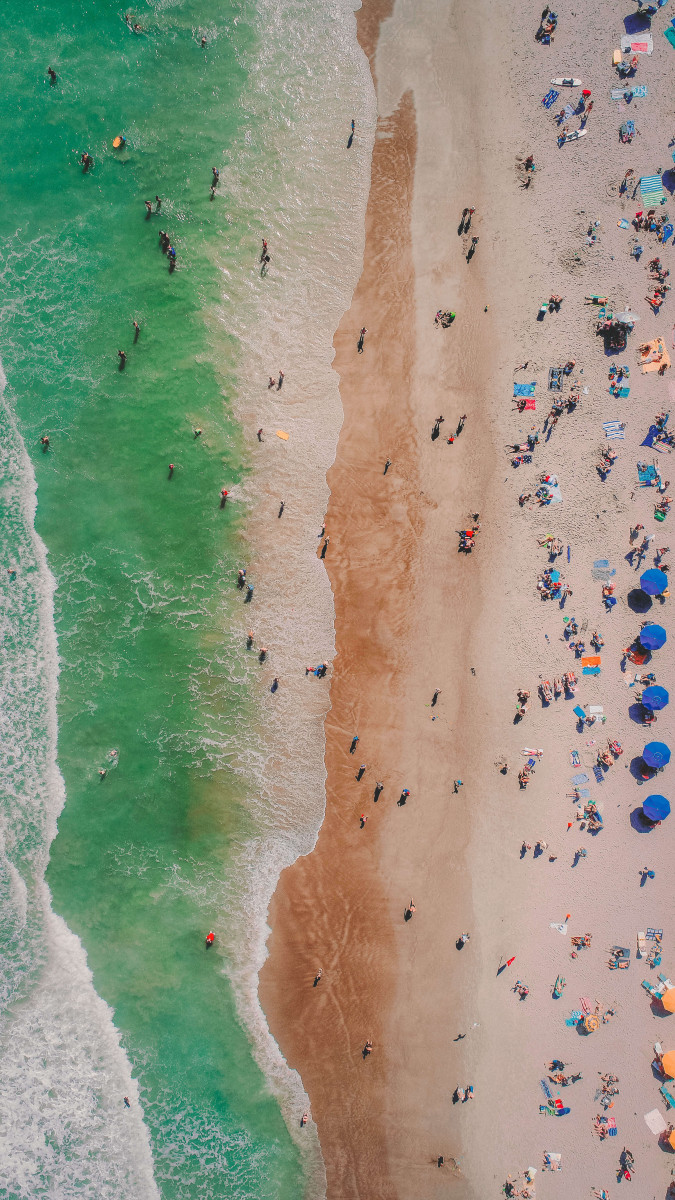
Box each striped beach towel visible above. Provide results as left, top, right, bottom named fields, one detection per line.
left=603, top=420, right=625, bottom=438
left=580, top=997, right=592, bottom=1013
left=641, top=174, right=666, bottom=205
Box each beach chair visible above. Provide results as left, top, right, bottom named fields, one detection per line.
left=643, top=978, right=660, bottom=996
left=661, top=1083, right=675, bottom=1108
left=638, top=932, right=647, bottom=957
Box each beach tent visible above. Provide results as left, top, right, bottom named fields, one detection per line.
left=639, top=624, right=667, bottom=649
left=642, top=685, right=669, bottom=710
left=662, top=1051, right=675, bottom=1078
left=663, top=989, right=675, bottom=1013
left=640, top=568, right=669, bottom=595
left=643, top=794, right=671, bottom=821
left=640, top=175, right=667, bottom=206
left=643, top=742, right=671, bottom=768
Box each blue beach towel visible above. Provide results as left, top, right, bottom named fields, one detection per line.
left=571, top=772, right=589, bottom=785
left=583, top=666, right=601, bottom=675
left=638, top=463, right=658, bottom=482
left=514, top=382, right=536, bottom=397
left=642, top=424, right=661, bottom=447
left=662, top=223, right=674, bottom=243
left=632, top=83, right=649, bottom=97
left=542, top=88, right=559, bottom=108
left=665, top=25, right=675, bottom=46
left=593, top=764, right=604, bottom=783
left=603, top=420, right=625, bottom=438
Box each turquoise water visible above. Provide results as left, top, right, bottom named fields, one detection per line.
left=0, top=0, right=373, bottom=1195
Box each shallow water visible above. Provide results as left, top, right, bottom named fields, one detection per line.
left=0, top=0, right=374, bottom=1195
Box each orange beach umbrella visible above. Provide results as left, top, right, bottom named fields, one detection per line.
left=662, top=1050, right=675, bottom=1078
left=662, top=989, right=675, bottom=1013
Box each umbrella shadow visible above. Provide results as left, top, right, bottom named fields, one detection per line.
left=623, top=11, right=651, bottom=32
left=628, top=588, right=653, bottom=613
left=629, top=702, right=647, bottom=724
left=629, top=755, right=652, bottom=783
left=630, top=804, right=653, bottom=831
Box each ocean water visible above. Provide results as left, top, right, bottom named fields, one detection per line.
left=0, top=1, right=374, bottom=1198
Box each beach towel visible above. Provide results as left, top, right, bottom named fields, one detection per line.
left=608, top=1117, right=617, bottom=1135
left=514, top=382, right=536, bottom=397
left=642, top=424, right=662, bottom=447
left=581, top=656, right=601, bottom=667
left=547, top=481, right=563, bottom=503
left=631, top=83, right=649, bottom=97
left=275, top=430, right=289, bottom=440
left=524, top=396, right=536, bottom=410
left=663, top=223, right=674, bottom=244
left=646, top=928, right=663, bottom=939
left=641, top=175, right=666, bottom=206
left=580, top=996, right=592, bottom=1013
left=593, top=764, right=605, bottom=782
left=665, top=25, right=675, bottom=46
left=583, top=666, right=601, bottom=675
left=573, top=706, right=587, bottom=721
left=540, top=1079, right=553, bottom=1100
left=621, top=34, right=653, bottom=52
left=603, top=420, right=626, bottom=437
left=542, top=88, right=559, bottom=108
left=644, top=1108, right=668, bottom=1135
left=638, top=463, right=658, bottom=482
left=641, top=337, right=670, bottom=373
left=578, top=788, right=590, bottom=797
left=571, top=773, right=589, bottom=785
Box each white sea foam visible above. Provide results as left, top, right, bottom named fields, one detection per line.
left=192, top=0, right=377, bottom=1190
left=0, top=372, right=158, bottom=1198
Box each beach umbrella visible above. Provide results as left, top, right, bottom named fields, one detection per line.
left=662, top=1051, right=675, bottom=1078
left=640, top=568, right=669, bottom=595
left=663, top=989, right=675, bottom=1014
left=643, top=794, right=671, bottom=822
left=639, top=624, right=667, bottom=650
left=583, top=1013, right=599, bottom=1033
left=615, top=310, right=640, bottom=324
left=670, top=1129, right=675, bottom=1151
left=643, top=741, right=671, bottom=769
left=642, top=685, right=670, bottom=711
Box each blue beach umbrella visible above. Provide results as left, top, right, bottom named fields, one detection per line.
left=640, top=569, right=669, bottom=596
left=642, top=685, right=669, bottom=711
left=643, top=741, right=671, bottom=769
left=639, top=624, right=667, bottom=650
left=643, top=794, right=671, bottom=822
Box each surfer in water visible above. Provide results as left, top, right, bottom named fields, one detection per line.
left=47, top=67, right=57, bottom=85
left=205, top=931, right=215, bottom=947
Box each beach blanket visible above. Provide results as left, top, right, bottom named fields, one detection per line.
left=580, top=996, right=592, bottom=1013
left=583, top=666, right=601, bottom=675
left=641, top=174, right=667, bottom=206
left=540, top=1079, right=553, bottom=1100
left=642, top=424, right=662, bottom=447
left=542, top=88, right=559, bottom=108
left=603, top=420, right=625, bottom=438
left=608, top=1117, right=617, bottom=1136
left=621, top=34, right=653, bottom=53
left=646, top=928, right=663, bottom=939
left=645, top=1108, right=668, bottom=1135
left=593, top=765, right=604, bottom=783
left=571, top=773, right=589, bottom=785
left=641, top=337, right=670, bottom=373
left=665, top=25, right=675, bottom=47
left=638, top=463, right=658, bottom=482
left=514, top=382, right=536, bottom=396
left=663, top=223, right=674, bottom=244
left=581, top=656, right=601, bottom=667
left=524, top=397, right=536, bottom=411
left=546, top=481, right=563, bottom=503
left=631, top=83, right=649, bottom=97
left=611, top=84, right=648, bottom=98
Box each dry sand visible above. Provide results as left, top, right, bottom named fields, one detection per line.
left=261, top=0, right=675, bottom=1195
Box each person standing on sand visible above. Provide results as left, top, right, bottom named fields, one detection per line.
left=357, top=327, right=367, bottom=353
left=431, top=688, right=441, bottom=706
left=320, top=536, right=329, bottom=559
left=277, top=370, right=284, bottom=390
left=374, top=781, right=383, bottom=800
left=356, top=764, right=366, bottom=781
left=350, top=735, right=359, bottom=754
left=313, top=968, right=323, bottom=986
left=384, top=459, right=391, bottom=474
left=257, top=428, right=263, bottom=441
left=278, top=500, right=285, bottom=517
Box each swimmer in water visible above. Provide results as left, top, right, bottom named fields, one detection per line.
left=205, top=931, right=215, bottom=947
left=99, top=769, right=107, bottom=779
left=40, top=435, right=50, bottom=451
left=47, top=67, right=57, bottom=85
left=118, top=349, right=127, bottom=370
left=80, top=152, right=94, bottom=172
left=123, top=1096, right=131, bottom=1107
left=193, top=427, right=202, bottom=438
left=133, top=320, right=140, bottom=342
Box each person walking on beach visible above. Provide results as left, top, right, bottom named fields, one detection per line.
left=359, top=813, right=368, bottom=828
left=245, top=582, right=254, bottom=602
left=313, top=968, right=323, bottom=986
left=347, top=119, right=355, bottom=148
left=350, top=735, right=359, bottom=754
left=356, top=764, right=366, bottom=781
left=278, top=500, right=285, bottom=517
left=277, top=371, right=284, bottom=390
left=384, top=459, right=391, bottom=474
left=320, top=536, right=329, bottom=559
left=431, top=688, right=441, bottom=706
left=399, top=789, right=410, bottom=804
left=453, top=779, right=463, bottom=792
left=457, top=414, right=466, bottom=435
left=357, top=327, right=367, bottom=353
left=404, top=899, right=416, bottom=921
left=374, top=781, right=383, bottom=800
left=260, top=239, right=268, bottom=263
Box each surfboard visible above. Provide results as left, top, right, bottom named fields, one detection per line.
left=113, top=135, right=125, bottom=149
left=552, top=77, right=582, bottom=86
left=563, top=129, right=587, bottom=142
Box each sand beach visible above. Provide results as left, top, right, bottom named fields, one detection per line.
left=261, top=0, right=675, bottom=1195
